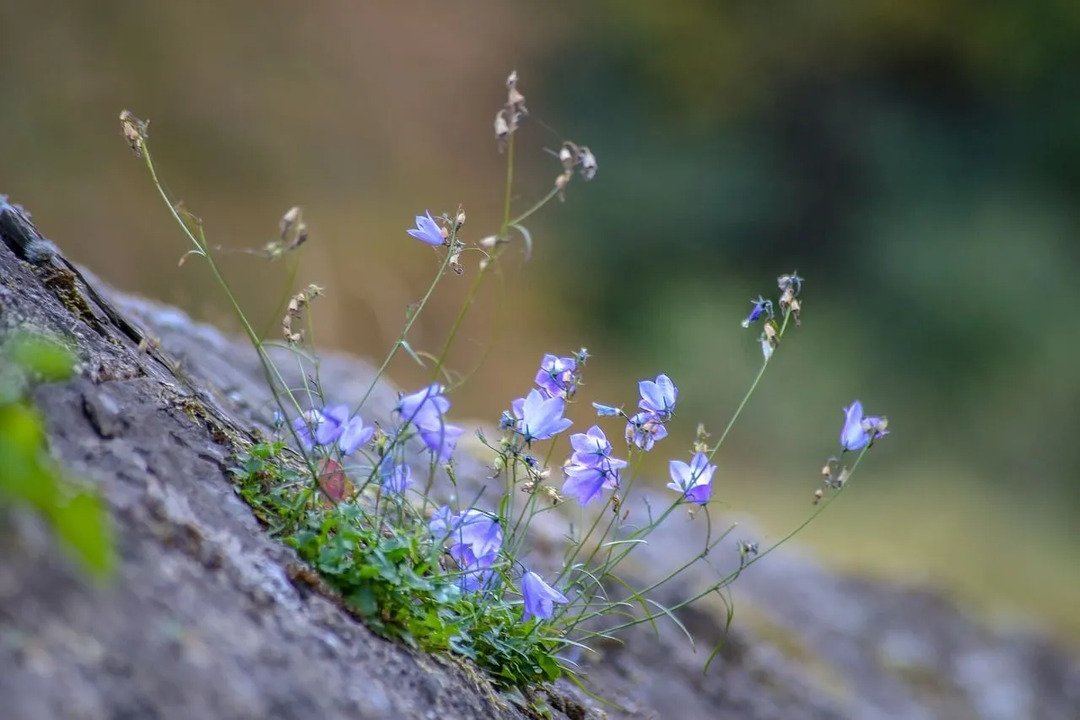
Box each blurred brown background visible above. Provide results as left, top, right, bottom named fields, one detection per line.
left=2, top=1, right=1078, bottom=642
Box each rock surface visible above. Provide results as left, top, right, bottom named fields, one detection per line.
left=2, top=201, right=1078, bottom=719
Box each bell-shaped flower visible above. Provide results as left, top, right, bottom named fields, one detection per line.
left=292, top=409, right=323, bottom=450
left=667, top=452, right=716, bottom=505
left=379, top=460, right=413, bottom=494
left=638, top=374, right=677, bottom=419
left=840, top=400, right=889, bottom=451
left=534, top=353, right=577, bottom=399
left=512, top=389, right=573, bottom=443
left=396, top=383, right=451, bottom=427
left=338, top=414, right=374, bottom=455
left=625, top=411, right=668, bottom=451
left=521, top=570, right=568, bottom=622
left=418, top=421, right=464, bottom=463
left=407, top=210, right=445, bottom=246
left=741, top=296, right=774, bottom=328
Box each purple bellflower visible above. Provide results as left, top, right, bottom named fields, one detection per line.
left=741, top=296, right=774, bottom=328
left=667, top=452, right=716, bottom=505
left=638, top=373, right=677, bottom=420
left=396, top=383, right=451, bottom=426
left=562, top=426, right=627, bottom=505
left=338, top=415, right=374, bottom=455
left=535, top=353, right=577, bottom=399
left=407, top=211, right=445, bottom=246
left=625, top=411, right=669, bottom=451
left=521, top=570, right=568, bottom=622
left=511, top=389, right=573, bottom=443
left=430, top=507, right=502, bottom=593
left=396, top=384, right=464, bottom=462
left=292, top=404, right=357, bottom=451
left=840, top=400, right=889, bottom=452
left=379, top=460, right=413, bottom=494
left=292, top=409, right=323, bottom=450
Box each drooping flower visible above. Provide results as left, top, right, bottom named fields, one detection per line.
left=638, top=374, right=677, bottom=420
left=379, top=460, right=413, bottom=494
left=314, top=404, right=350, bottom=446
left=534, top=353, right=577, bottom=399
left=563, top=462, right=616, bottom=506
left=407, top=211, right=445, bottom=246
left=521, top=570, right=568, bottom=622
left=511, top=389, right=573, bottom=443
left=742, top=296, right=774, bottom=328
left=418, top=422, right=464, bottom=463
left=396, top=384, right=462, bottom=461
left=396, top=383, right=451, bottom=427
left=667, top=452, right=716, bottom=505
left=625, top=411, right=669, bottom=451
left=292, top=409, right=323, bottom=450
left=840, top=401, right=889, bottom=451
left=338, top=414, right=374, bottom=455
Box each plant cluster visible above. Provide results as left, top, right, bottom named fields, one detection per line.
left=118, top=71, right=888, bottom=698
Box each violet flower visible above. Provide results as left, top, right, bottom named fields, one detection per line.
left=534, top=353, right=577, bottom=399
left=638, top=373, right=677, bottom=420
left=407, top=211, right=445, bottom=246
left=741, top=296, right=774, bottom=328
left=379, top=460, right=413, bottom=494
left=840, top=400, right=889, bottom=451
left=667, top=452, right=716, bottom=505
left=625, top=411, right=668, bottom=451
left=521, top=570, right=568, bottom=622
left=562, top=426, right=627, bottom=505
left=512, top=389, right=573, bottom=443
left=338, top=414, right=374, bottom=455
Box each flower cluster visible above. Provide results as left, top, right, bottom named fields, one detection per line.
left=430, top=507, right=503, bottom=592
left=506, top=352, right=587, bottom=445
left=742, top=271, right=804, bottom=358
left=562, top=425, right=628, bottom=505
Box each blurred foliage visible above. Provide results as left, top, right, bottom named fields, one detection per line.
left=0, top=334, right=114, bottom=578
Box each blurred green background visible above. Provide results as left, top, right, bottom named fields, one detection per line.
left=2, top=1, right=1077, bottom=641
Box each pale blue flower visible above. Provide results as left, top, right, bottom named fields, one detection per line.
left=407, top=211, right=445, bottom=246
left=638, top=374, right=677, bottom=419
left=521, top=570, right=568, bottom=622
left=512, top=389, right=573, bottom=443
left=379, top=460, right=412, bottom=494
left=625, top=411, right=668, bottom=451
left=667, top=452, right=716, bottom=505
left=338, top=414, right=374, bottom=455
left=840, top=400, right=888, bottom=451
left=534, top=353, right=577, bottom=399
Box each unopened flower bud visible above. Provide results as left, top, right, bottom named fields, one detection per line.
left=813, top=488, right=825, bottom=505
left=454, top=207, right=466, bottom=231
left=479, top=235, right=498, bottom=250
left=494, top=109, right=510, bottom=140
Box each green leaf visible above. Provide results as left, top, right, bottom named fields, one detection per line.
left=47, top=491, right=115, bottom=578
left=7, top=334, right=74, bottom=381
